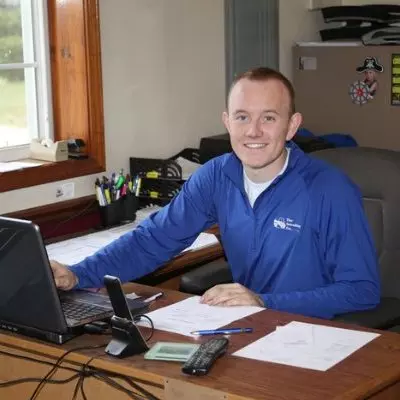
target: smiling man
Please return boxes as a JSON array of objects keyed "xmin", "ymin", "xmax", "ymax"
[{"xmin": 51, "ymin": 67, "xmax": 380, "ymax": 319}]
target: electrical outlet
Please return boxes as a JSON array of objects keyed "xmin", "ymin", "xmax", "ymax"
[{"xmin": 55, "ymin": 182, "xmax": 75, "ymax": 200}]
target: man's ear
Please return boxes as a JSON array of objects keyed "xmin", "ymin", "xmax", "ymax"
[
  {"xmin": 286, "ymin": 112, "xmax": 303, "ymax": 141},
  {"xmin": 222, "ymin": 111, "xmax": 230, "ymax": 132}
]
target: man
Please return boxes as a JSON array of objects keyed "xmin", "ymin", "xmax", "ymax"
[{"xmin": 51, "ymin": 67, "xmax": 380, "ymax": 319}]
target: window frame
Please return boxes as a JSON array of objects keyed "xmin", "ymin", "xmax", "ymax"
[
  {"xmin": 0, "ymin": 0, "xmax": 105, "ymax": 193},
  {"xmin": 0, "ymin": 0, "xmax": 53, "ymax": 158}
]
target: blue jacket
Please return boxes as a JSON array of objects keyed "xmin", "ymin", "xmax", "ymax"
[{"xmin": 70, "ymin": 141, "xmax": 380, "ymax": 319}]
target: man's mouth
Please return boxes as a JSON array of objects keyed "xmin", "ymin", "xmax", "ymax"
[{"xmin": 244, "ymin": 143, "xmax": 266, "ymax": 149}]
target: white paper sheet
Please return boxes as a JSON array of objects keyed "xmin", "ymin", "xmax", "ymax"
[
  {"xmin": 45, "ymin": 205, "xmax": 219, "ymax": 265},
  {"xmin": 46, "ymin": 206, "xmax": 160, "ymax": 264},
  {"xmin": 181, "ymin": 232, "xmax": 219, "ymax": 252},
  {"xmin": 233, "ymin": 321, "xmax": 380, "ymax": 371},
  {"xmin": 0, "ymin": 160, "xmax": 44, "ymax": 172},
  {"xmin": 175, "ymin": 157, "xmax": 201, "ymax": 180},
  {"xmin": 137, "ymin": 296, "xmax": 263, "ymax": 336}
]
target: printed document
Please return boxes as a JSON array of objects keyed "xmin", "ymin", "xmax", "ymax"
[
  {"xmin": 0, "ymin": 160, "xmax": 44, "ymax": 172},
  {"xmin": 233, "ymin": 321, "xmax": 380, "ymax": 371},
  {"xmin": 46, "ymin": 206, "xmax": 219, "ymax": 265},
  {"xmin": 137, "ymin": 296, "xmax": 263, "ymax": 336}
]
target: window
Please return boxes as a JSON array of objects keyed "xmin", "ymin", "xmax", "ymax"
[
  {"xmin": 0, "ymin": 0, "xmax": 105, "ymax": 192},
  {"xmin": 0, "ymin": 0, "xmax": 52, "ymax": 161}
]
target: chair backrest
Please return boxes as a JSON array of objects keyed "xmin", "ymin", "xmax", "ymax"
[{"xmin": 312, "ymin": 147, "xmax": 400, "ymax": 299}]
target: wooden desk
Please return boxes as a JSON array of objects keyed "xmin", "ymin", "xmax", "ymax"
[{"xmin": 1, "ymin": 284, "xmax": 400, "ymax": 400}]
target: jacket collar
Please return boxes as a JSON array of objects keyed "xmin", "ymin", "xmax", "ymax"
[{"xmin": 221, "ymin": 140, "xmax": 305, "ymax": 190}]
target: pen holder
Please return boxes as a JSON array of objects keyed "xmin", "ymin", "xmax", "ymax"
[
  {"xmin": 99, "ymin": 199, "xmax": 124, "ymax": 228},
  {"xmin": 121, "ymin": 193, "xmax": 138, "ymax": 223}
]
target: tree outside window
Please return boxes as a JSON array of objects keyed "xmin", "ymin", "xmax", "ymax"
[{"xmin": 0, "ymin": 0, "xmax": 52, "ymax": 158}]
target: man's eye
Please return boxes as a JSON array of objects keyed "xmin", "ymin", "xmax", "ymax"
[
  {"xmin": 263, "ymin": 115, "xmax": 275, "ymax": 122},
  {"xmin": 235, "ymin": 115, "xmax": 248, "ymax": 121}
]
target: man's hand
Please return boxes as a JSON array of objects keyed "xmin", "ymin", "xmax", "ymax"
[
  {"xmin": 200, "ymin": 283, "xmax": 264, "ymax": 307},
  {"xmin": 50, "ymin": 260, "xmax": 78, "ymax": 291}
]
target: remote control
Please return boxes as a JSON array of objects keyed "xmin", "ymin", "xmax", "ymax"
[{"xmin": 181, "ymin": 337, "xmax": 229, "ymax": 376}]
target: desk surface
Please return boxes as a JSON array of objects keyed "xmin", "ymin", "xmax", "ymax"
[{"xmin": 1, "ymin": 284, "xmax": 400, "ymax": 400}]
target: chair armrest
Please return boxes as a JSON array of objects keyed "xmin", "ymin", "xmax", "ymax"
[
  {"xmin": 332, "ymin": 297, "xmax": 400, "ymax": 330},
  {"xmin": 179, "ymin": 258, "xmax": 233, "ymax": 295}
]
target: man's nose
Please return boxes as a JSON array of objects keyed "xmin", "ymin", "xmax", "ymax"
[{"xmin": 245, "ymin": 120, "xmax": 263, "ymax": 137}]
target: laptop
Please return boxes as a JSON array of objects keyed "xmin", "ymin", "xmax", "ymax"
[{"xmin": 0, "ymin": 216, "xmax": 148, "ymax": 344}]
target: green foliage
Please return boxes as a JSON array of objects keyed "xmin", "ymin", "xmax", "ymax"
[
  {"xmin": 0, "ymin": 35, "xmax": 22, "ymax": 62},
  {"xmin": 0, "ymin": 6, "xmax": 23, "ymax": 81},
  {"xmin": 0, "ymin": 80, "xmax": 26, "ymax": 127},
  {"xmin": 0, "ymin": 7, "xmax": 21, "ymax": 37}
]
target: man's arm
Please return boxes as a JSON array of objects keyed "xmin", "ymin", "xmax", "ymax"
[
  {"xmin": 67, "ymin": 163, "xmax": 218, "ymax": 289},
  {"xmin": 261, "ymin": 172, "xmax": 380, "ymax": 319},
  {"xmin": 260, "ymin": 281, "xmax": 379, "ymax": 319}
]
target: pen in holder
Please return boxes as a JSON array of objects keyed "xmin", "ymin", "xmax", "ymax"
[
  {"xmin": 121, "ymin": 193, "xmax": 138, "ymax": 223},
  {"xmin": 99, "ymin": 198, "xmax": 124, "ymax": 227},
  {"xmin": 96, "ymin": 170, "xmax": 139, "ymax": 227}
]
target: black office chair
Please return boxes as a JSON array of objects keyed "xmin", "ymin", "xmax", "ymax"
[
  {"xmin": 312, "ymin": 147, "xmax": 400, "ymax": 329},
  {"xmin": 179, "ymin": 147, "xmax": 400, "ymax": 330},
  {"xmin": 179, "ymin": 235, "xmax": 232, "ymax": 295}
]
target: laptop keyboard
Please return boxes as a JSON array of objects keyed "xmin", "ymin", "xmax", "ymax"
[{"xmin": 61, "ymin": 299, "xmax": 109, "ymax": 322}]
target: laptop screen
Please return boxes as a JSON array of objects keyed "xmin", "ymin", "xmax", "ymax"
[{"xmin": 0, "ymin": 217, "xmax": 68, "ymax": 334}]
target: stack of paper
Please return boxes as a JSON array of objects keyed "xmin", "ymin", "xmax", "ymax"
[{"xmin": 233, "ymin": 321, "xmax": 380, "ymax": 371}]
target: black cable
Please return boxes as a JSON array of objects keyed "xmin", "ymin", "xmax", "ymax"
[
  {"xmin": 72, "ymin": 354, "xmax": 98, "ymax": 400},
  {"xmin": 79, "ymin": 357, "xmax": 95, "ymax": 400},
  {"xmin": 71, "ymin": 375, "xmax": 84, "ymax": 400},
  {"xmin": 28, "ymin": 343, "xmax": 107, "ymax": 400},
  {"xmin": 119, "ymin": 375, "xmax": 162, "ymax": 400},
  {"xmin": 0, "ymin": 349, "xmax": 80, "ymax": 374},
  {"xmin": 1, "ymin": 344, "xmax": 162, "ymax": 400},
  {"xmin": 74, "ymin": 355, "xmax": 154, "ymax": 400},
  {"xmin": 90, "ymin": 365, "xmax": 161, "ymax": 400},
  {"xmin": 0, "ymin": 373, "xmax": 81, "ymax": 388},
  {"xmin": 80, "ymin": 378, "xmax": 89, "ymax": 400},
  {"xmin": 93, "ymin": 373, "xmax": 148, "ymax": 400},
  {"xmin": 1, "ymin": 346, "xmax": 163, "ymax": 392},
  {"xmin": 135, "ymin": 314, "xmax": 154, "ymax": 341}
]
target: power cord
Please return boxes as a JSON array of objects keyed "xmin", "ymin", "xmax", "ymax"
[
  {"xmin": 0, "ymin": 345, "xmax": 162, "ymax": 400},
  {"xmin": 92, "ymin": 373, "xmax": 158, "ymax": 400},
  {"xmin": 71, "ymin": 354, "xmax": 162, "ymax": 400},
  {"xmin": 28, "ymin": 343, "xmax": 107, "ymax": 400},
  {"xmin": 71, "ymin": 355, "xmax": 97, "ymax": 400},
  {"xmin": 0, "ymin": 372, "xmax": 81, "ymax": 389},
  {"xmin": 134, "ymin": 314, "xmax": 154, "ymax": 341},
  {"xmin": 0, "ymin": 349, "xmax": 80, "ymax": 374}
]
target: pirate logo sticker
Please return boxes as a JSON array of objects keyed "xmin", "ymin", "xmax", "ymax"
[{"xmin": 349, "ymin": 56, "xmax": 384, "ymax": 105}]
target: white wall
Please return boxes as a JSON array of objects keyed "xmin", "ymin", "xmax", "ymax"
[
  {"xmin": 0, "ymin": 0, "xmax": 226, "ymax": 214},
  {"xmin": 279, "ymin": 0, "xmax": 322, "ymax": 80}
]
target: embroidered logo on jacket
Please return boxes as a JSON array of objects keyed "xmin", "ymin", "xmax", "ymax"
[{"xmin": 273, "ymin": 217, "xmax": 301, "ymax": 232}]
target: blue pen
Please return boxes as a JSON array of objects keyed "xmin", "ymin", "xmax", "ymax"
[{"xmin": 191, "ymin": 328, "xmax": 253, "ymax": 336}]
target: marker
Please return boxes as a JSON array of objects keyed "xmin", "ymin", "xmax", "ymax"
[
  {"xmin": 143, "ymin": 292, "xmax": 164, "ymax": 303},
  {"xmin": 190, "ymin": 328, "xmax": 253, "ymax": 336}
]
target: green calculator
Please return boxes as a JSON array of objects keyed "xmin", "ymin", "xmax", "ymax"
[{"xmin": 144, "ymin": 342, "xmax": 200, "ymax": 362}]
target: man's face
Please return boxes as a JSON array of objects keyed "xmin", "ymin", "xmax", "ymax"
[
  {"xmin": 365, "ymin": 70, "xmax": 375, "ymax": 82},
  {"xmin": 223, "ymin": 78, "xmax": 301, "ymax": 178}
]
